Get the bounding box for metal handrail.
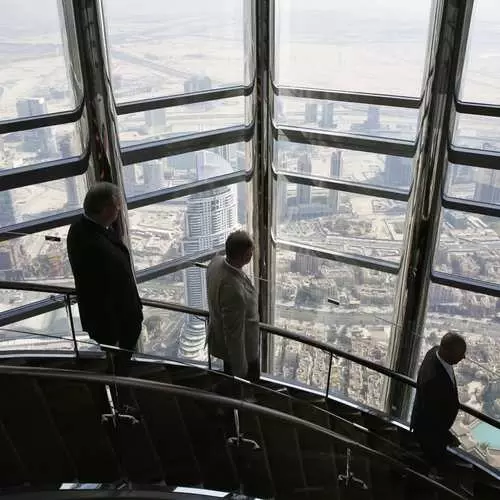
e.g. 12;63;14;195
0;364;468;499
0;279;499;432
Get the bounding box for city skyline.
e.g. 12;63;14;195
1;0;500;467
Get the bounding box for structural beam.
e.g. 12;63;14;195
387;0;474;418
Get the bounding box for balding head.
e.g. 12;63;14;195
438;331;466;365
225;230;254;268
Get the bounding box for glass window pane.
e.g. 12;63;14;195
1;124;83;170
275;0;432;96
422;284;500;467
460;0;500;105
0;1;77;120
118;97;248;147
446;164;500;206
0;307;75;352
435;209;500;285
273;247;397;367
129;181;248;270
0;175;86;229
274;141;413;191
276;179;407;263
453;114;500;151
124;144;250;198
276;98;419;142
0;290;54;313
105;0;249;102
269;336;330;393
0;225;74;285
141;305;208;362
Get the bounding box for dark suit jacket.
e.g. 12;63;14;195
411;346;459;437
67;216;143;347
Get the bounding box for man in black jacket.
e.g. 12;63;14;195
411;332;467;468
67;182;142;374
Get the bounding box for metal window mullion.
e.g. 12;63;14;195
387;0;475;419
431;271;500;298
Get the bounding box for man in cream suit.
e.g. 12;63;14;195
206;230;260;382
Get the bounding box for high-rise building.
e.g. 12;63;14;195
145;109;166;132
143;159;164;192
320;102;335;129
16;98;57;156
235;150;247;225
366;105;380;130
384;156;412;187
474;168;500;204
184;75;212;94
304;102;318;124
296;153;312;205
0;191;15;228
294;252;319;276
328;150;343;211
179;151;238;359
59;134;84;209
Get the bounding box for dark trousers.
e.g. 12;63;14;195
223;360;260;383
413;428;454;469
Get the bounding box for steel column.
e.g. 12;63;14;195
62;0;130;242
253;0;273;371
387;0;474;418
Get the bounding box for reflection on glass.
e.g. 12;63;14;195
0;0;76;120
460;0;500;105
123;143;249;198
105;0;248;102
1;124;82;171
453;114;500;150
276;179;407;263
435;209;500;284
0;176;86;229
272;248;396;373
274;141;413;191
0;307;75;352
274;0;432;96
276;97;419;142
129;181;247;271
117;97;248;146
0;226;73;285
446;164;500;206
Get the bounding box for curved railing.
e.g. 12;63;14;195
0;363;469;499
0;278;499;436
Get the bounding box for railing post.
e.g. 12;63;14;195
66;294;80;359
325;352;333;402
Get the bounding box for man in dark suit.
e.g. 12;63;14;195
67;182;143;375
411;332;467;469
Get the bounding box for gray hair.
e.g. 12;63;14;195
83;182;120;216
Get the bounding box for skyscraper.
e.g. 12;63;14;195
328;150;343;212
179;151;238;359
304;102;318;124
16;98;57;156
320;102;335;129
366;105;380;130
0;191;15;228
142;159;164;192
296;153;312;205
184;75;212;94
474;168;500;204
145;109;166;132
59;134;84;209
384;156;412;187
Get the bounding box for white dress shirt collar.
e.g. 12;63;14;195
436;350;456;387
